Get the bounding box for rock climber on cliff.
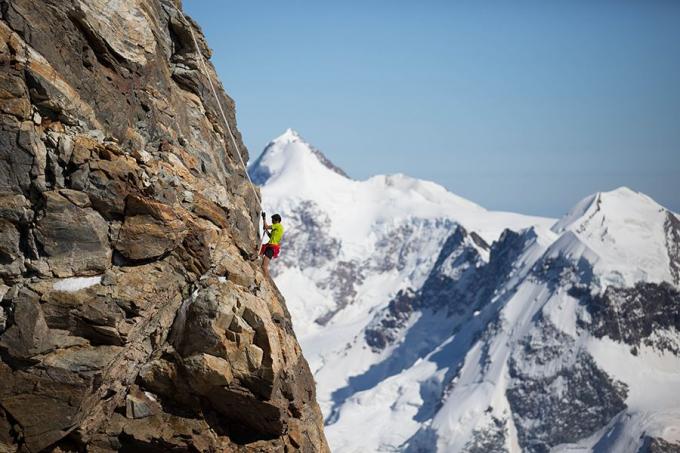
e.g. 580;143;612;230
260;213;284;278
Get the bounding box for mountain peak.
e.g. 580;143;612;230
275;128;302;143
598;186;655;205
605;185;637;196
552;186;664;235
550;186;675;286
249;129;349;185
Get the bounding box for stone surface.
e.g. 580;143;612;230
0;288;52;360
0;1;328;452
34;190;112;277
125;386;161;420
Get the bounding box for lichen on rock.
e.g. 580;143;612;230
0;1;328;451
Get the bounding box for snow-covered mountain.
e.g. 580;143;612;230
250;129;680;452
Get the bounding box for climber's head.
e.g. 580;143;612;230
271;214;282;224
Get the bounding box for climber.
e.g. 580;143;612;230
260;213;284;278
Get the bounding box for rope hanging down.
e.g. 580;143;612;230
184;17;262;209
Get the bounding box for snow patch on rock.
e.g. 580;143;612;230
53;275;103;292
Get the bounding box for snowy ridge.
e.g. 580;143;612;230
249;130;680;452
251;129;553;248
550;187;677;287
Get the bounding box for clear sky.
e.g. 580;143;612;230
184;1;680;217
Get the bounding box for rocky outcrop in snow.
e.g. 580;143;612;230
506;318;628;452
0;2;328;452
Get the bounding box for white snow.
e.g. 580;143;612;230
53;275;102;292
551;186;676;287
255;129;554;248
249;129;680;452
587;337;680;414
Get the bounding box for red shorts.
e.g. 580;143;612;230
260;243;281;259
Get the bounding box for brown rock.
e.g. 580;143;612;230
76;0;157;66
86;156;142;218
0;406;16;452
0;219;20;261
175;285;237;358
34;191;111;276
114;196;188;262
0;0;329;450
42;344;121;374
125;386;161;419
0;118;34;194
40;284;124;345
183;353;234;394
246;344;264;370
214;241;257;288
0;193;32;223
0;71;31;119
70;135;96;166
0;288;52;359
0;359;91;452
138;358;182;401
115;214;186;261
192;193;229;228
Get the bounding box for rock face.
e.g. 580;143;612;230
0;1;328;452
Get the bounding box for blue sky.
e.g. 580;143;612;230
184;1;680;217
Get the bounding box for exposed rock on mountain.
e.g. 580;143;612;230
506;319;628;452
0;1;328;452
580;282;680;354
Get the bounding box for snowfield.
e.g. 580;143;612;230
250;129;680;453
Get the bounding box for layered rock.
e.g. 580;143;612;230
0;1;328;451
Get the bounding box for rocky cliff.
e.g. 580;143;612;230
0;1;328;451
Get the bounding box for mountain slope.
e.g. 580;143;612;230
250;130;680;452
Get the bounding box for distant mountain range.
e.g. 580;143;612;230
249;129;680;453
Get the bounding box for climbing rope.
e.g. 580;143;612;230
183;16;262;209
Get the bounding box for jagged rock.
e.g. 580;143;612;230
665;212;680;286
579;281;680;354
115;195;187;261
507;319;628;452
0;361;88;450
41;283;127;346
82;147;144;218
365;288;418;350
0;118;35;194
183;353;234;393
0;0;328;451
0;287;52;359
125;386;161;419
0;407;14;451
0;219;21;262
0;193;32;223
0;71;31;119
639;437;680;453
462;418;508;453
34;190;111;277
